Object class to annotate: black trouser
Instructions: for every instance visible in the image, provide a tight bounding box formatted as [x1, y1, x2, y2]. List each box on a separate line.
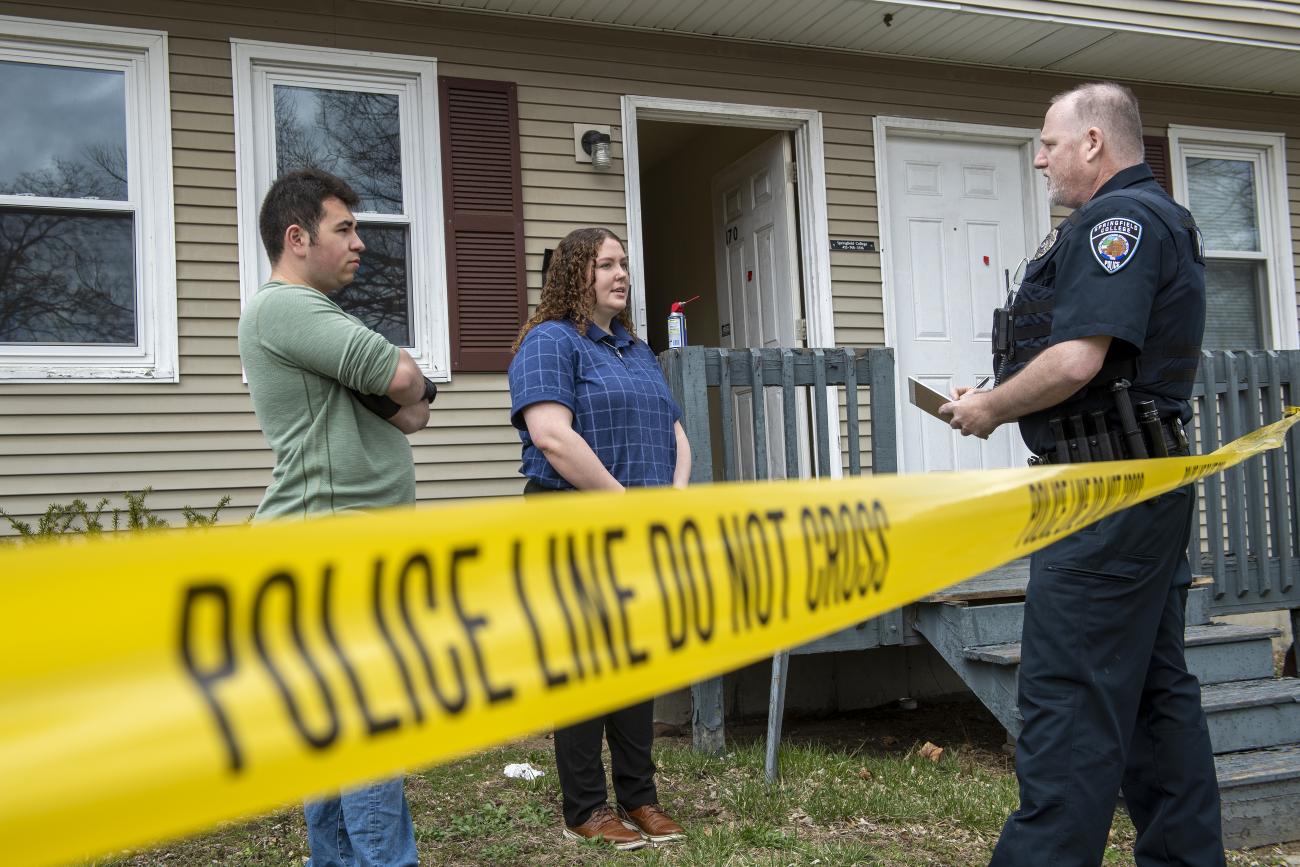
[554, 700, 659, 827]
[523, 479, 659, 827]
[991, 486, 1225, 867]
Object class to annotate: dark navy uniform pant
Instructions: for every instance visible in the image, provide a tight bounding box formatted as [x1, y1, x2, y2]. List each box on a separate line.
[991, 487, 1225, 867]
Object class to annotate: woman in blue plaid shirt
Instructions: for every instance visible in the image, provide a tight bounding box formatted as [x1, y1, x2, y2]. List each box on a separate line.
[508, 227, 691, 850]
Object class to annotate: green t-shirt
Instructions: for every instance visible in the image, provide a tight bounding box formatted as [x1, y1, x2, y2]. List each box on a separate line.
[238, 281, 416, 518]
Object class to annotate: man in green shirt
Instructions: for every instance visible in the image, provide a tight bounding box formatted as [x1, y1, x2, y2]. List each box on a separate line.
[239, 168, 428, 866]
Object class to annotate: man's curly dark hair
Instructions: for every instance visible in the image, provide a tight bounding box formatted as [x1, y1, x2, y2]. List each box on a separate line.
[512, 227, 638, 352]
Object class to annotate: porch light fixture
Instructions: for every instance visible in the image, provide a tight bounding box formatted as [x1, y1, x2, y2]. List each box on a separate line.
[581, 129, 612, 170]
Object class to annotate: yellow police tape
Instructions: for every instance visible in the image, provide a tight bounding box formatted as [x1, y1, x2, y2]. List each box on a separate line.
[2, 410, 1297, 867]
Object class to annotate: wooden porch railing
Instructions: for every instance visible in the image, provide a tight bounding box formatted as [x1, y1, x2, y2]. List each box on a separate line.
[660, 346, 1300, 756]
[659, 346, 897, 755]
[1191, 350, 1300, 620]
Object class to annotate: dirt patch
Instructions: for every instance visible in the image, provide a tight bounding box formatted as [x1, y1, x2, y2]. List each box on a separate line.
[659, 697, 1012, 762]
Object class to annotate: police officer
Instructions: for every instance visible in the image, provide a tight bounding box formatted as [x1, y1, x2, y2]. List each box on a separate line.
[941, 82, 1225, 866]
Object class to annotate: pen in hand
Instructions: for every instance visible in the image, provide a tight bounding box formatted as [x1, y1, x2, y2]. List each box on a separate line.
[949, 376, 992, 402]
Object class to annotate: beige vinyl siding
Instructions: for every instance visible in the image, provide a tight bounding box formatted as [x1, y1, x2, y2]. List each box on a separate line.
[0, 0, 1298, 531]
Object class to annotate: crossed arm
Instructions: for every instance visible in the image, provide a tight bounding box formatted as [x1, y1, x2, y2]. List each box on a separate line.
[351, 349, 432, 434]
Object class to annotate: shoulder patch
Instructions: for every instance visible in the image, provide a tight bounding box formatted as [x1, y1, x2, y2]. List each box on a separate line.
[1031, 228, 1058, 260]
[1089, 217, 1142, 274]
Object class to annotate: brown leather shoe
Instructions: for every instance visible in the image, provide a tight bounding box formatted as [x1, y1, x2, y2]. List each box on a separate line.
[562, 805, 647, 850]
[619, 803, 686, 843]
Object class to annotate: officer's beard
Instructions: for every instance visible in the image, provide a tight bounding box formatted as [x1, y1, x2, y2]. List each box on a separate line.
[1046, 176, 1085, 210]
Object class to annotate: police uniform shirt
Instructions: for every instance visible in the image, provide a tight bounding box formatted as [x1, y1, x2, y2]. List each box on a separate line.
[1016, 163, 1205, 456]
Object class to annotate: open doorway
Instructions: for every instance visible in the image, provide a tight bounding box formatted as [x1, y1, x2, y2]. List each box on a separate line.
[622, 96, 835, 480]
[621, 97, 833, 355]
[637, 122, 779, 354]
[638, 123, 810, 480]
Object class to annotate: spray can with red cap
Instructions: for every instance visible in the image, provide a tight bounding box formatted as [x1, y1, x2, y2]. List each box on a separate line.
[667, 295, 700, 349]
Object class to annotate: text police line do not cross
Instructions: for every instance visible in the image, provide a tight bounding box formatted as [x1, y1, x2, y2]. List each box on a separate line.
[6, 410, 1298, 867]
[178, 498, 893, 773]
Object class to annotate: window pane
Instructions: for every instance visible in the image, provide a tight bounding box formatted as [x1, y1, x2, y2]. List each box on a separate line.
[273, 85, 403, 214]
[335, 223, 410, 345]
[0, 208, 136, 344]
[0, 61, 128, 201]
[1187, 157, 1259, 252]
[1202, 259, 1266, 351]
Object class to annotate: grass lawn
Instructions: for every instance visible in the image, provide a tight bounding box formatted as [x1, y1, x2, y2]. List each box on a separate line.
[93, 704, 1293, 866]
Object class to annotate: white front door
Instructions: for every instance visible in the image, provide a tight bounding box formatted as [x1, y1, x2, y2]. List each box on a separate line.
[885, 134, 1036, 472]
[711, 132, 804, 480]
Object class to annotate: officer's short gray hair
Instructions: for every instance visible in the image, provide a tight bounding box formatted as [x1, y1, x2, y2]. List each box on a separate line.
[1052, 82, 1145, 162]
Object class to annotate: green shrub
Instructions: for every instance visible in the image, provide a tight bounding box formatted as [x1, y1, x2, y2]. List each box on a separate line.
[0, 487, 232, 541]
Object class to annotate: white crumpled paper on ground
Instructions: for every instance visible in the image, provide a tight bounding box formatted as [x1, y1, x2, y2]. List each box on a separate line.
[503, 762, 546, 781]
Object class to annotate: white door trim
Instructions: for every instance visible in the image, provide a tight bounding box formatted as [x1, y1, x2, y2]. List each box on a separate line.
[873, 116, 1050, 471]
[621, 95, 841, 475]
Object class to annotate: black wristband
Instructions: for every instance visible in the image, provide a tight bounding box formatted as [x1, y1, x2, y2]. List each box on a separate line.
[349, 388, 402, 419]
[422, 376, 438, 404]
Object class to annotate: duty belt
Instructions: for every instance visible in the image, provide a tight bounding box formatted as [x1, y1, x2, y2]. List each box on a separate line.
[1030, 416, 1189, 465]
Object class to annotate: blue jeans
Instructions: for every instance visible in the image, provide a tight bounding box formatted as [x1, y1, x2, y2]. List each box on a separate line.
[304, 778, 418, 867]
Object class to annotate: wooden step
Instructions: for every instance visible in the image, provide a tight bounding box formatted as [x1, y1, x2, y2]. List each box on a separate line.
[1186, 625, 1281, 685]
[1201, 677, 1300, 714]
[926, 589, 1215, 652]
[967, 626, 1279, 686]
[1202, 678, 1300, 754]
[932, 601, 1027, 648]
[926, 561, 1211, 607]
[925, 559, 1030, 603]
[1186, 622, 1281, 648]
[1215, 744, 1300, 849]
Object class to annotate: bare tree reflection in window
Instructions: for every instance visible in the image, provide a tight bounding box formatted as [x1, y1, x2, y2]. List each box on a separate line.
[337, 224, 410, 345]
[1, 147, 126, 202]
[0, 153, 135, 344]
[1187, 158, 1259, 252]
[273, 85, 410, 342]
[273, 86, 402, 213]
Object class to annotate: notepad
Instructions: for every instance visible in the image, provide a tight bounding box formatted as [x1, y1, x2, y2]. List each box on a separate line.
[908, 377, 951, 421]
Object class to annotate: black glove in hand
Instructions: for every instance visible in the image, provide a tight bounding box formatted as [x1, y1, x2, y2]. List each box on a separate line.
[350, 377, 435, 420]
[349, 388, 402, 419]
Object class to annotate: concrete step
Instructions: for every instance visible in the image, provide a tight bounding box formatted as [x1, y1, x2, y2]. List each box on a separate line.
[1201, 678, 1300, 753]
[1216, 744, 1300, 849]
[961, 622, 1280, 686]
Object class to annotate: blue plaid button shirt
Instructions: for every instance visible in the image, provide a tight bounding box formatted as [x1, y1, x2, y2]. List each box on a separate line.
[508, 319, 682, 490]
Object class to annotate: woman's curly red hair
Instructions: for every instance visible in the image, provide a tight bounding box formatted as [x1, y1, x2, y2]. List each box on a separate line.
[512, 227, 638, 352]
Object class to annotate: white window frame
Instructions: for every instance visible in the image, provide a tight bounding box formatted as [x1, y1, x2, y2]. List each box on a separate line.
[0, 16, 177, 382]
[231, 39, 449, 380]
[1168, 125, 1298, 350]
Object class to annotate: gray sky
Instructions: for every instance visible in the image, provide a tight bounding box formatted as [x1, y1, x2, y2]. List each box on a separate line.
[0, 60, 127, 197]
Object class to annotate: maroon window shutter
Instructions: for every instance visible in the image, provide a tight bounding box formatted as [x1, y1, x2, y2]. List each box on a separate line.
[440, 77, 525, 372]
[1144, 135, 1173, 195]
